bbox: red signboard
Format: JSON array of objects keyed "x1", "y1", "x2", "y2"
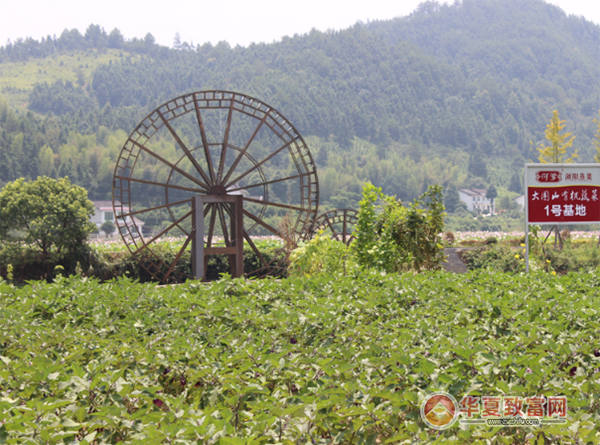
[
  {"x1": 528, "y1": 185, "x2": 600, "y2": 223},
  {"x1": 526, "y1": 165, "x2": 600, "y2": 225}
]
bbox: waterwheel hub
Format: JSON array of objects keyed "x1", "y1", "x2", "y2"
[{"x1": 207, "y1": 185, "x2": 227, "y2": 196}]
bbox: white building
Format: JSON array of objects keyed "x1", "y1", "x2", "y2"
[
  {"x1": 458, "y1": 189, "x2": 494, "y2": 214},
  {"x1": 91, "y1": 201, "x2": 144, "y2": 235},
  {"x1": 514, "y1": 195, "x2": 525, "y2": 210}
]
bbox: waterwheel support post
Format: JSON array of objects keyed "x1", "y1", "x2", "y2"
[
  {"x1": 192, "y1": 195, "x2": 205, "y2": 280},
  {"x1": 234, "y1": 195, "x2": 244, "y2": 277}
]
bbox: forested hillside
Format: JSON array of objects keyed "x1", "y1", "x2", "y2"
[{"x1": 1, "y1": 0, "x2": 599, "y2": 226}]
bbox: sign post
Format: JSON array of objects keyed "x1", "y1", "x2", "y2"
[{"x1": 525, "y1": 164, "x2": 600, "y2": 271}]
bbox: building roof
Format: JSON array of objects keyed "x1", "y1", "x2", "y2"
[
  {"x1": 92, "y1": 200, "x2": 119, "y2": 210},
  {"x1": 92, "y1": 200, "x2": 130, "y2": 211},
  {"x1": 458, "y1": 188, "x2": 487, "y2": 197}
]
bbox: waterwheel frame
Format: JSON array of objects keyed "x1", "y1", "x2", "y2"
[{"x1": 112, "y1": 90, "x2": 319, "y2": 282}]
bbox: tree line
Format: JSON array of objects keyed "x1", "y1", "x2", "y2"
[{"x1": 0, "y1": 24, "x2": 160, "y2": 63}]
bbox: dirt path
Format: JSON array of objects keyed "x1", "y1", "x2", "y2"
[{"x1": 442, "y1": 248, "x2": 469, "y2": 273}]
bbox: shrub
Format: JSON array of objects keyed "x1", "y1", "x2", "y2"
[
  {"x1": 289, "y1": 231, "x2": 357, "y2": 277},
  {"x1": 110, "y1": 243, "x2": 285, "y2": 282},
  {"x1": 485, "y1": 236, "x2": 498, "y2": 245},
  {"x1": 0, "y1": 242, "x2": 111, "y2": 282},
  {"x1": 543, "y1": 244, "x2": 600, "y2": 274},
  {"x1": 100, "y1": 220, "x2": 115, "y2": 236},
  {"x1": 442, "y1": 231, "x2": 455, "y2": 246},
  {"x1": 459, "y1": 245, "x2": 524, "y2": 273},
  {"x1": 1, "y1": 240, "x2": 283, "y2": 283},
  {"x1": 352, "y1": 183, "x2": 445, "y2": 272}
]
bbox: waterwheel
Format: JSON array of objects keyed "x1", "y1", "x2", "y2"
[
  {"x1": 112, "y1": 91, "x2": 319, "y2": 282},
  {"x1": 311, "y1": 209, "x2": 358, "y2": 245}
]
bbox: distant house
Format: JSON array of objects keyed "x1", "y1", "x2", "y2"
[
  {"x1": 514, "y1": 195, "x2": 525, "y2": 210},
  {"x1": 91, "y1": 201, "x2": 144, "y2": 235},
  {"x1": 458, "y1": 189, "x2": 494, "y2": 214}
]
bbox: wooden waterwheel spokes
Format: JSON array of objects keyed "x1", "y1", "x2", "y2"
[
  {"x1": 311, "y1": 209, "x2": 358, "y2": 245},
  {"x1": 113, "y1": 91, "x2": 319, "y2": 282}
]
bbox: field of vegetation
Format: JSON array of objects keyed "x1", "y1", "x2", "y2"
[
  {"x1": 1, "y1": 269, "x2": 599, "y2": 443},
  {"x1": 2, "y1": 176, "x2": 600, "y2": 442}
]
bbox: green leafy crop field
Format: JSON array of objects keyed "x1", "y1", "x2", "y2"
[{"x1": 1, "y1": 270, "x2": 599, "y2": 443}]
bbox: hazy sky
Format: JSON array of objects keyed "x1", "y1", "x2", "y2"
[{"x1": 2, "y1": 0, "x2": 600, "y2": 49}]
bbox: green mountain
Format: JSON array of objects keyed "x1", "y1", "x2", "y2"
[{"x1": 1, "y1": 0, "x2": 599, "y2": 223}]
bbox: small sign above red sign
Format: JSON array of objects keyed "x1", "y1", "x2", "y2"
[{"x1": 535, "y1": 171, "x2": 562, "y2": 182}]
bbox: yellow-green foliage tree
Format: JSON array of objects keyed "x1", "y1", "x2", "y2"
[{"x1": 534, "y1": 110, "x2": 578, "y2": 163}]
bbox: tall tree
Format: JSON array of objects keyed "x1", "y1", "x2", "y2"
[
  {"x1": 468, "y1": 149, "x2": 487, "y2": 179},
  {"x1": 108, "y1": 28, "x2": 124, "y2": 49},
  {"x1": 508, "y1": 171, "x2": 522, "y2": 194},
  {"x1": 534, "y1": 110, "x2": 578, "y2": 163},
  {"x1": 486, "y1": 184, "x2": 497, "y2": 215},
  {"x1": 444, "y1": 184, "x2": 461, "y2": 213},
  {"x1": 173, "y1": 32, "x2": 181, "y2": 49}
]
